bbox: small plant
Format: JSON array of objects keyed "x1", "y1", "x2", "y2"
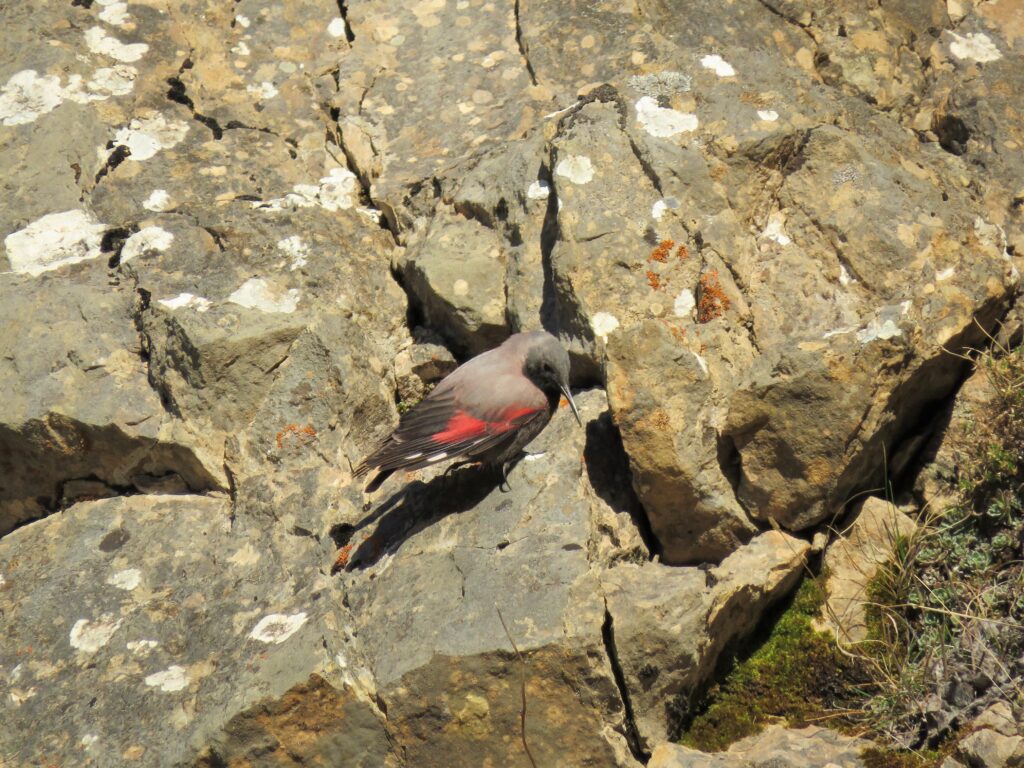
[{"x1": 856, "y1": 339, "x2": 1024, "y2": 748}]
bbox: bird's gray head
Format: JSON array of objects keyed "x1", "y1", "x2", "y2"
[{"x1": 519, "y1": 332, "x2": 581, "y2": 426}]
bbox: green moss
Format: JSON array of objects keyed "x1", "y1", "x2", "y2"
[{"x1": 680, "y1": 577, "x2": 867, "y2": 753}]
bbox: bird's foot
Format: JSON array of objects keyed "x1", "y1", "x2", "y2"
[{"x1": 497, "y1": 460, "x2": 514, "y2": 493}]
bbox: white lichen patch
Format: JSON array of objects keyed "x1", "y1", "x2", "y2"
[
  {"x1": 327, "y1": 17, "x2": 349, "y2": 37},
  {"x1": 692, "y1": 351, "x2": 709, "y2": 375},
  {"x1": 85, "y1": 26, "x2": 149, "y2": 63},
  {"x1": 80, "y1": 734, "x2": 100, "y2": 748},
  {"x1": 554, "y1": 155, "x2": 594, "y2": 185},
  {"x1": 627, "y1": 71, "x2": 692, "y2": 98},
  {"x1": 757, "y1": 109, "x2": 779, "y2": 122},
  {"x1": 591, "y1": 311, "x2": 620, "y2": 343},
  {"x1": 246, "y1": 81, "x2": 278, "y2": 100},
  {"x1": 248, "y1": 612, "x2": 308, "y2": 644},
  {"x1": 856, "y1": 304, "x2": 907, "y2": 344},
  {"x1": 144, "y1": 665, "x2": 188, "y2": 692},
  {"x1": 142, "y1": 189, "x2": 172, "y2": 212},
  {"x1": 97, "y1": 0, "x2": 130, "y2": 25},
  {"x1": 652, "y1": 197, "x2": 680, "y2": 220},
  {"x1": 5, "y1": 209, "x2": 107, "y2": 276},
  {"x1": 69, "y1": 616, "x2": 123, "y2": 653},
  {"x1": 527, "y1": 179, "x2": 550, "y2": 200},
  {"x1": 936, "y1": 266, "x2": 956, "y2": 281},
  {"x1": 158, "y1": 293, "x2": 212, "y2": 312},
  {"x1": 105, "y1": 568, "x2": 141, "y2": 591},
  {"x1": 120, "y1": 226, "x2": 173, "y2": 263},
  {"x1": 126, "y1": 639, "x2": 159, "y2": 654},
  {"x1": 110, "y1": 114, "x2": 190, "y2": 162},
  {"x1": 278, "y1": 235, "x2": 310, "y2": 270},
  {"x1": 0, "y1": 67, "x2": 135, "y2": 126},
  {"x1": 227, "y1": 278, "x2": 301, "y2": 314},
  {"x1": 839, "y1": 264, "x2": 856, "y2": 286},
  {"x1": 255, "y1": 168, "x2": 359, "y2": 212},
  {"x1": 948, "y1": 32, "x2": 1002, "y2": 62},
  {"x1": 673, "y1": 289, "x2": 696, "y2": 317},
  {"x1": 761, "y1": 214, "x2": 792, "y2": 246},
  {"x1": 635, "y1": 96, "x2": 698, "y2": 138},
  {"x1": 700, "y1": 54, "x2": 736, "y2": 77}
]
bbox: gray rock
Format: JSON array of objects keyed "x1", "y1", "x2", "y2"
[
  {"x1": 648, "y1": 725, "x2": 874, "y2": 767},
  {"x1": 816, "y1": 497, "x2": 918, "y2": 644},
  {"x1": 959, "y1": 728, "x2": 1024, "y2": 768}
]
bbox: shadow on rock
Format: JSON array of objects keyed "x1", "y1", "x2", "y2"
[
  {"x1": 584, "y1": 410, "x2": 659, "y2": 557},
  {"x1": 337, "y1": 463, "x2": 507, "y2": 570}
]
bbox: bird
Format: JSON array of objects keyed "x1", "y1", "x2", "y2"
[{"x1": 355, "y1": 330, "x2": 581, "y2": 492}]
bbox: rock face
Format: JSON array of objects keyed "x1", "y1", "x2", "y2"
[
  {"x1": 2, "y1": 0, "x2": 1023, "y2": 763},
  {"x1": 817, "y1": 497, "x2": 917, "y2": 644},
  {"x1": 649, "y1": 725, "x2": 874, "y2": 768}
]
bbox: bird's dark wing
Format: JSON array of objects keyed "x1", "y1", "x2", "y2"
[{"x1": 354, "y1": 375, "x2": 548, "y2": 477}]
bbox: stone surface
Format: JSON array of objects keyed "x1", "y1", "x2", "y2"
[
  {"x1": 817, "y1": 496, "x2": 918, "y2": 644},
  {"x1": 649, "y1": 725, "x2": 874, "y2": 767},
  {"x1": 604, "y1": 531, "x2": 810, "y2": 750},
  {"x1": 958, "y1": 728, "x2": 1024, "y2": 768},
  {"x1": 3, "y1": 0, "x2": 1024, "y2": 762}
]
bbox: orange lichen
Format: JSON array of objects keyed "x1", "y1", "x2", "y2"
[
  {"x1": 697, "y1": 270, "x2": 731, "y2": 323},
  {"x1": 677, "y1": 243, "x2": 689, "y2": 261},
  {"x1": 668, "y1": 324, "x2": 688, "y2": 344},
  {"x1": 647, "y1": 270, "x2": 664, "y2": 290},
  {"x1": 650, "y1": 239, "x2": 674, "y2": 263},
  {"x1": 275, "y1": 424, "x2": 318, "y2": 450},
  {"x1": 332, "y1": 544, "x2": 354, "y2": 572}
]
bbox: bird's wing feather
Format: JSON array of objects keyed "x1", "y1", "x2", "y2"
[{"x1": 355, "y1": 370, "x2": 547, "y2": 476}]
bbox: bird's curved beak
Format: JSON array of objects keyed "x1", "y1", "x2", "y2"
[{"x1": 561, "y1": 385, "x2": 582, "y2": 427}]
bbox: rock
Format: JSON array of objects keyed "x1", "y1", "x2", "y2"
[
  {"x1": 974, "y1": 702, "x2": 1020, "y2": 738},
  {"x1": 0, "y1": 269, "x2": 226, "y2": 535},
  {"x1": 648, "y1": 725, "x2": 874, "y2": 767},
  {"x1": 397, "y1": 211, "x2": 510, "y2": 357},
  {"x1": 392, "y1": 336, "x2": 458, "y2": 407},
  {"x1": 604, "y1": 531, "x2": 810, "y2": 750},
  {"x1": 0, "y1": 495, "x2": 393, "y2": 766},
  {"x1": 959, "y1": 728, "x2": 1024, "y2": 768},
  {"x1": 816, "y1": 497, "x2": 918, "y2": 644},
  {"x1": 337, "y1": 390, "x2": 646, "y2": 766}
]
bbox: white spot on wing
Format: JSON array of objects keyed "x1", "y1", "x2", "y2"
[
  {"x1": 554, "y1": 155, "x2": 594, "y2": 184},
  {"x1": 700, "y1": 54, "x2": 736, "y2": 77},
  {"x1": 249, "y1": 612, "x2": 308, "y2": 644},
  {"x1": 70, "y1": 616, "x2": 122, "y2": 653},
  {"x1": 144, "y1": 665, "x2": 188, "y2": 692},
  {"x1": 405, "y1": 452, "x2": 423, "y2": 460},
  {"x1": 427, "y1": 452, "x2": 448, "y2": 462},
  {"x1": 635, "y1": 96, "x2": 698, "y2": 138},
  {"x1": 5, "y1": 210, "x2": 106, "y2": 276}
]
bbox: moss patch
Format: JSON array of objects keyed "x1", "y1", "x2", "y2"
[{"x1": 680, "y1": 577, "x2": 868, "y2": 753}]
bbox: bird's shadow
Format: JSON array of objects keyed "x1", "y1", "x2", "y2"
[{"x1": 333, "y1": 463, "x2": 507, "y2": 571}]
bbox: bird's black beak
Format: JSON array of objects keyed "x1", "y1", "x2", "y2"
[{"x1": 561, "y1": 384, "x2": 582, "y2": 427}]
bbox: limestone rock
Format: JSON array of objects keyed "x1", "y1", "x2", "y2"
[
  {"x1": 817, "y1": 497, "x2": 918, "y2": 644},
  {"x1": 397, "y1": 212, "x2": 510, "y2": 357},
  {"x1": 958, "y1": 728, "x2": 1024, "y2": 768},
  {"x1": 0, "y1": 495, "x2": 393, "y2": 766},
  {"x1": 649, "y1": 725, "x2": 874, "y2": 767},
  {"x1": 604, "y1": 531, "x2": 810, "y2": 750}
]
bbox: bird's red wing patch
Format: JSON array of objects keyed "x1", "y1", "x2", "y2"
[{"x1": 432, "y1": 407, "x2": 542, "y2": 444}]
